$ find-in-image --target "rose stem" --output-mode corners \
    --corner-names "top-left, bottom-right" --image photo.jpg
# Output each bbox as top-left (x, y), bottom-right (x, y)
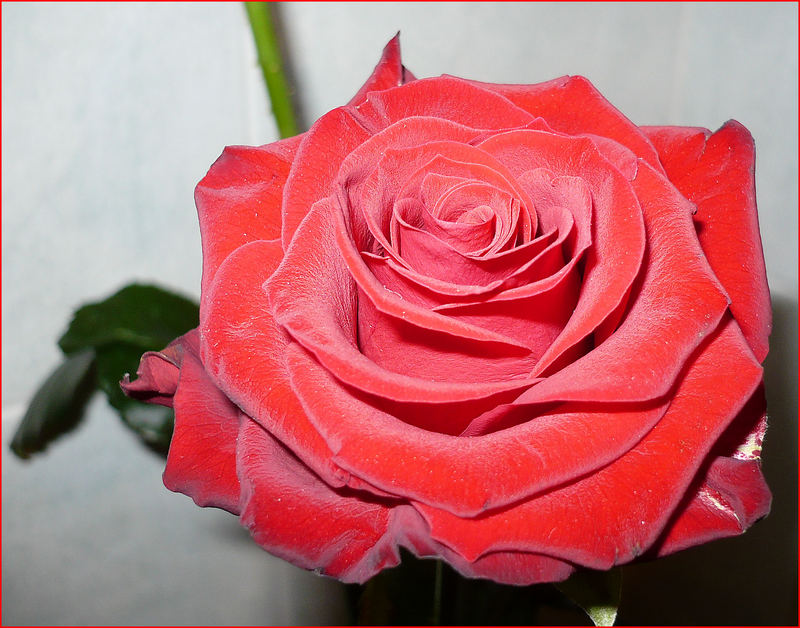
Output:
top-left (432, 559), bottom-right (443, 625)
top-left (244, 2), bottom-right (299, 139)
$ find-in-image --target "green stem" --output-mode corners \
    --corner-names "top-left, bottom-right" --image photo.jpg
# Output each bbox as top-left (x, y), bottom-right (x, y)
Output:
top-left (244, 2), bottom-right (298, 138)
top-left (432, 560), bottom-right (443, 626)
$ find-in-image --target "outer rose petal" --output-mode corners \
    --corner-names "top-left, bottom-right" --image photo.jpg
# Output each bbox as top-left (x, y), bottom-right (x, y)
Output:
top-left (347, 33), bottom-right (416, 107)
top-left (642, 121), bottom-right (771, 361)
top-left (512, 160), bottom-right (729, 405)
top-left (279, 36), bottom-right (416, 248)
top-left (417, 318), bottom-right (763, 569)
top-left (199, 238), bottom-right (350, 491)
top-left (237, 418), bottom-right (576, 586)
top-left (351, 76), bottom-right (535, 135)
top-left (281, 108), bottom-right (372, 248)
top-left (442, 550), bottom-right (574, 586)
top-left (653, 385), bottom-right (771, 555)
top-left (121, 330), bottom-right (241, 514)
top-left (237, 417), bottom-right (403, 583)
top-left (656, 457), bottom-right (771, 556)
top-left (120, 332), bottom-right (188, 407)
top-left (196, 136), bottom-right (302, 294)
top-left (165, 346), bottom-right (241, 514)
top-left (473, 75), bottom-right (663, 172)
top-left (285, 340), bottom-right (670, 517)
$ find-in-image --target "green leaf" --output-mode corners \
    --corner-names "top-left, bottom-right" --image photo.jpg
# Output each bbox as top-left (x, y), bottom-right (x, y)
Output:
top-left (13, 283), bottom-right (195, 461)
top-left (10, 350), bottom-right (97, 459)
top-left (58, 283), bottom-right (199, 356)
top-left (556, 567), bottom-right (622, 626)
top-left (56, 283), bottom-right (196, 456)
top-left (96, 342), bottom-right (174, 457)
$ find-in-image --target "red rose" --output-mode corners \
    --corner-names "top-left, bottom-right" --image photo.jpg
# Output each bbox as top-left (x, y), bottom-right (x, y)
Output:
top-left (123, 36), bottom-right (771, 585)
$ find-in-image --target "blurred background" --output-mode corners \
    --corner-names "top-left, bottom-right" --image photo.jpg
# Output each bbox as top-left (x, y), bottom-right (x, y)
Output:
top-left (2, 2), bottom-right (797, 625)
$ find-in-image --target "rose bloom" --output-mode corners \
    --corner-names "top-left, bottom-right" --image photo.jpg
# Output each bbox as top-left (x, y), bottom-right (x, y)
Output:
top-left (123, 37), bottom-right (771, 585)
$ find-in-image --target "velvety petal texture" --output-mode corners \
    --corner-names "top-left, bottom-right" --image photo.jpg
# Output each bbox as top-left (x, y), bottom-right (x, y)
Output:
top-left (124, 37), bottom-right (772, 586)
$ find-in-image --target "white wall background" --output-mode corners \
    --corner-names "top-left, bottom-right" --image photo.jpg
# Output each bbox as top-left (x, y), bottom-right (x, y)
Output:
top-left (2, 2), bottom-right (796, 625)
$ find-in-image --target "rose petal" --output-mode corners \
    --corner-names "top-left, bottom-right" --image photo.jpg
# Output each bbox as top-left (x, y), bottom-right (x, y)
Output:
top-left (164, 346), bottom-right (241, 514)
top-left (473, 75), bottom-right (663, 172)
top-left (122, 329), bottom-right (242, 513)
top-left (391, 209), bottom-right (541, 288)
top-left (237, 417), bottom-right (401, 583)
top-left (195, 136), bottom-right (302, 294)
top-left (428, 268), bottom-right (580, 357)
top-left (352, 75), bottom-right (534, 134)
top-left (356, 291), bottom-right (539, 395)
top-left (281, 108), bottom-right (372, 248)
top-left (643, 121), bottom-right (771, 362)
top-left (285, 339), bottom-right (672, 517)
top-left (652, 384), bottom-right (770, 555)
top-left (655, 458), bottom-right (771, 557)
top-left (278, 35), bottom-right (416, 248)
top-left (513, 160), bottom-right (729, 404)
top-left (416, 317), bottom-right (763, 568)
top-left (199, 239), bottom-right (348, 489)
top-left (479, 129), bottom-right (646, 376)
top-left (386, 508), bottom-right (576, 585)
top-left (347, 33), bottom-right (416, 107)
top-left (362, 228), bottom-right (559, 308)
top-left (120, 331), bottom-right (193, 407)
top-left (442, 549), bottom-right (575, 586)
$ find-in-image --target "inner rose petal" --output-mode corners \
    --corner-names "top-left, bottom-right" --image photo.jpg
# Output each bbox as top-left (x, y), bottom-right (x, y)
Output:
top-left (392, 196), bottom-right (498, 258)
top-left (357, 289), bottom-right (538, 391)
top-left (395, 153), bottom-right (533, 245)
top-left (418, 172), bottom-right (472, 208)
top-left (458, 205), bottom-right (494, 224)
top-left (479, 129), bottom-right (646, 374)
top-left (429, 181), bottom-right (518, 254)
top-left (386, 212), bottom-right (564, 289)
top-left (416, 171), bottom-right (534, 253)
top-left (266, 197), bottom-right (541, 406)
top-left (344, 142), bottom-right (538, 265)
top-left (331, 117), bottom-right (503, 259)
top-left (359, 229), bottom-right (557, 310)
top-left (393, 173), bottom-right (512, 259)
top-left (369, 184), bottom-right (584, 307)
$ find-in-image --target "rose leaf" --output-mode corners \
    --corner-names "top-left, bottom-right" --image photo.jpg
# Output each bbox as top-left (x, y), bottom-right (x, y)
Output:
top-left (40, 283), bottom-right (197, 458)
top-left (10, 349), bottom-right (97, 459)
top-left (58, 283), bottom-right (199, 355)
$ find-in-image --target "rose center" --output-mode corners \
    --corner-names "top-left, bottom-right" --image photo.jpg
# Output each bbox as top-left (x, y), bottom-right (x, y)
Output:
top-left (456, 205), bottom-right (494, 225)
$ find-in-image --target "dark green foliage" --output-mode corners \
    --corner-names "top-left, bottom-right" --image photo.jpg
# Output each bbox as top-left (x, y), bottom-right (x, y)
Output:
top-left (12, 283), bottom-right (198, 459)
